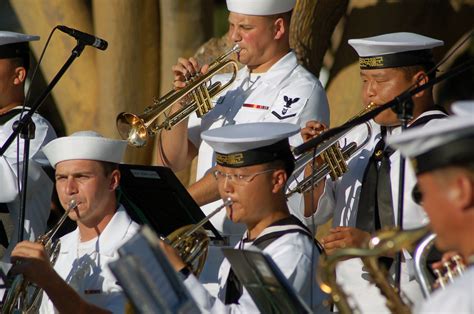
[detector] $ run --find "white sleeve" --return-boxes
[302,177,336,227]
[0,157,19,202]
[187,112,202,150]
[0,113,55,202]
[183,274,259,314]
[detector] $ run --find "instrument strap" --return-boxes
[224,215,322,304]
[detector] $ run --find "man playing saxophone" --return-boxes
[159,122,328,313]
[8,131,139,313]
[387,101,474,313]
[301,32,448,312]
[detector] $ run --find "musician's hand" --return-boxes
[431,251,464,271]
[172,57,210,89]
[321,227,370,255]
[158,240,187,272]
[301,121,328,142]
[10,241,56,288]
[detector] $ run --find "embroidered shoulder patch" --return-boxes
[271,95,300,120]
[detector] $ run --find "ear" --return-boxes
[412,71,429,99]
[453,174,473,212]
[109,169,121,191]
[273,17,286,40]
[271,169,287,193]
[13,66,27,86]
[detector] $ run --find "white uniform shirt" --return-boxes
[311,110,446,313]
[417,266,474,314]
[39,205,140,313]
[183,229,328,313]
[0,107,56,260]
[188,50,330,236]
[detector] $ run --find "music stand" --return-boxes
[221,248,312,314]
[118,164,222,240]
[108,225,199,314]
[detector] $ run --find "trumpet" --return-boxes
[286,102,377,197]
[116,45,241,147]
[2,199,78,314]
[166,197,233,276]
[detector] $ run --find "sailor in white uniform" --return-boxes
[157,0,330,291]
[301,32,448,313]
[9,131,139,313]
[159,122,329,313]
[0,31,56,261]
[387,101,474,313]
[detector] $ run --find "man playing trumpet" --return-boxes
[301,32,448,312]
[157,0,329,237]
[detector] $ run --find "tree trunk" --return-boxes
[92,0,160,165]
[290,0,349,77]
[154,0,213,185]
[11,0,98,134]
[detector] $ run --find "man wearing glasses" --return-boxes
[159,122,328,313]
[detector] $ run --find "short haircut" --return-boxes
[99,161,120,176]
[399,62,436,83]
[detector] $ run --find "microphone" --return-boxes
[58,25,108,51]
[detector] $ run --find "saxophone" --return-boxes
[317,226,430,314]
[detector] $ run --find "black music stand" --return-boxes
[118,164,222,240]
[109,225,198,314]
[221,248,313,314]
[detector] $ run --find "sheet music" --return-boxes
[110,225,197,314]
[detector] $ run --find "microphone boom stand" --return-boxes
[0,42,85,243]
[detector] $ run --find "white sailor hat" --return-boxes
[43,131,127,168]
[387,113,474,174]
[348,32,444,70]
[201,122,299,168]
[451,100,474,116]
[0,31,39,60]
[226,0,295,15]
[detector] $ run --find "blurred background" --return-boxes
[2,0,473,187]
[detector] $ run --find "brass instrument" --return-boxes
[2,199,78,314]
[166,197,233,276]
[413,232,465,298]
[286,102,377,197]
[317,226,430,314]
[116,45,241,147]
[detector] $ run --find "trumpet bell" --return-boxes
[116,44,240,147]
[116,112,149,147]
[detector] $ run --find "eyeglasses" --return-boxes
[212,169,275,185]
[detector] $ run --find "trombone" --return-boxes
[286,102,377,197]
[116,45,241,147]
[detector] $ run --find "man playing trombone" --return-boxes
[387,101,474,313]
[159,122,329,313]
[7,131,139,313]
[301,32,448,312]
